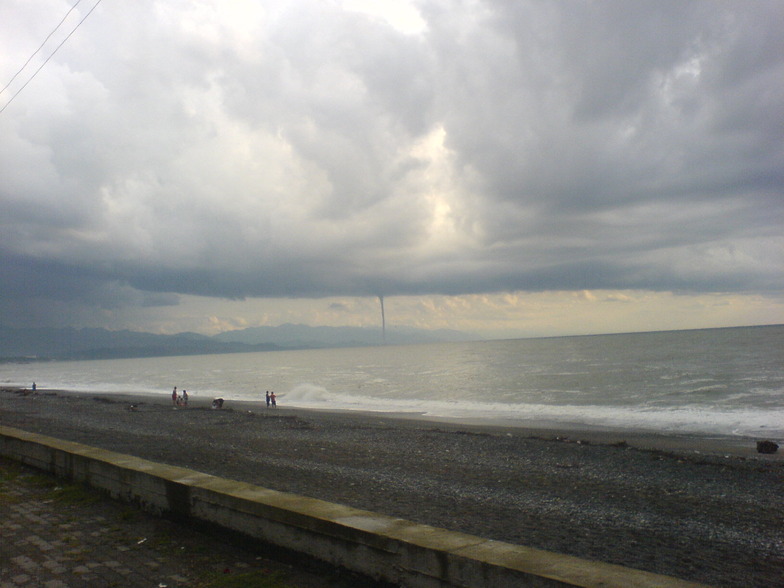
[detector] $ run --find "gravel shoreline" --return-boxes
[1,388,782,587]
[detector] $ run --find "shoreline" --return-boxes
[2,387,783,587]
[32,388,784,460]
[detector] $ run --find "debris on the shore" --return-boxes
[756,440,779,454]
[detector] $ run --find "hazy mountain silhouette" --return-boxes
[0,324,478,361]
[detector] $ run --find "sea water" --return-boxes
[2,325,782,438]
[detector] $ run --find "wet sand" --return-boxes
[1,388,782,587]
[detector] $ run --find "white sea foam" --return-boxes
[284,383,331,402]
[275,384,784,437]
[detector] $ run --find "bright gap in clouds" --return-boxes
[340,0,427,34]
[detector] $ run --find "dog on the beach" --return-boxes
[211,398,224,409]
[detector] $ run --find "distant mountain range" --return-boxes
[0,324,478,361]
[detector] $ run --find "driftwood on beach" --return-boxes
[1,388,782,588]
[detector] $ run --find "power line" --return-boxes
[0,0,85,96]
[0,0,104,116]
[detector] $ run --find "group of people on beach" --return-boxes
[169,386,277,409]
[265,390,277,408]
[171,386,188,407]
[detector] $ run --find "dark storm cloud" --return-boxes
[0,0,782,326]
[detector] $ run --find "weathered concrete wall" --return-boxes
[0,425,707,588]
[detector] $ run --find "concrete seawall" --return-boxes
[0,425,707,587]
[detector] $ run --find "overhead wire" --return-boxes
[0,0,104,116]
[0,0,84,96]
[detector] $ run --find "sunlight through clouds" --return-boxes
[340,0,427,34]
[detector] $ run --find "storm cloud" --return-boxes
[1,0,782,329]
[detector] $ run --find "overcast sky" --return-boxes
[1,0,782,338]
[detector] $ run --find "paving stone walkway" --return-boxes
[0,458,365,587]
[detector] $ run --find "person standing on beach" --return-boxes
[172,387,177,406]
[182,389,188,406]
[265,391,270,408]
[270,392,276,407]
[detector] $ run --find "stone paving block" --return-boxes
[9,557,36,573]
[70,565,90,574]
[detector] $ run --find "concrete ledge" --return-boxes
[0,425,707,587]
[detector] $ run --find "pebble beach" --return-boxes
[1,387,782,587]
